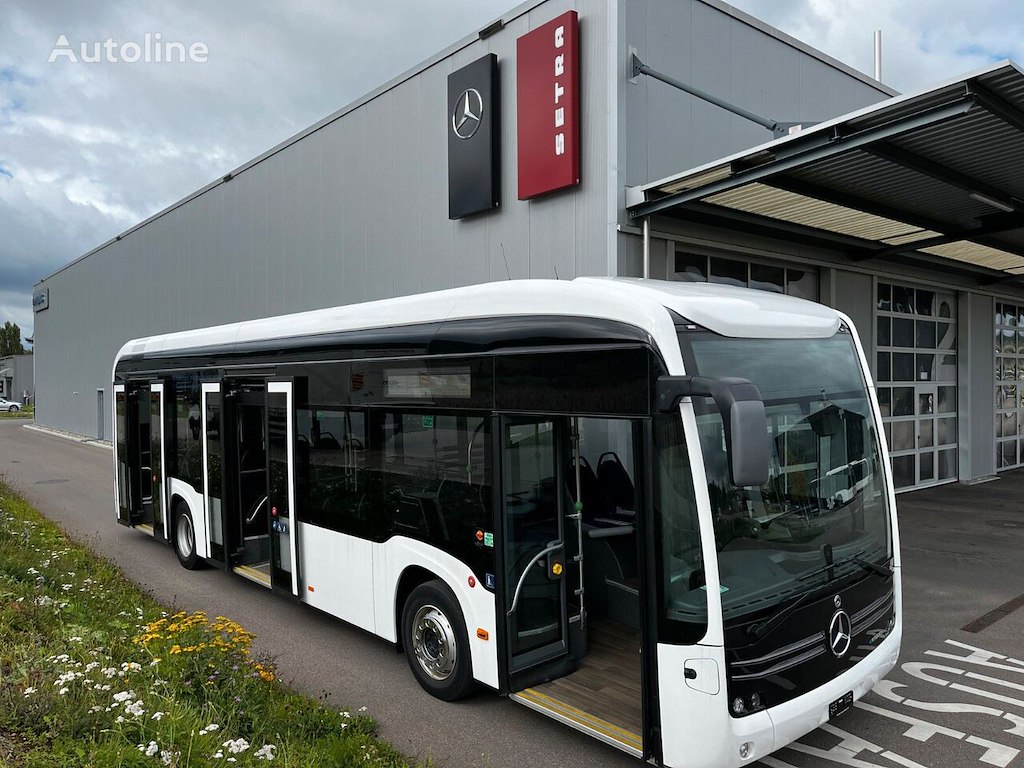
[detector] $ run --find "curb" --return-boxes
[22,423,113,451]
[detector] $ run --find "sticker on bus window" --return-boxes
[483,532,494,548]
[485,573,495,590]
[422,415,435,428]
[700,585,729,593]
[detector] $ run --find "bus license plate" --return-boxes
[829,691,854,719]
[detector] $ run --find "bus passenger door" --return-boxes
[500,416,571,678]
[202,382,225,563]
[149,382,166,541]
[267,381,299,596]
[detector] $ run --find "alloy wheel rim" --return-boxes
[176,514,194,557]
[412,604,457,681]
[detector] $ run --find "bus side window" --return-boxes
[297,407,368,535]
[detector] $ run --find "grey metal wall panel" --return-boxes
[963,292,997,479]
[621,0,893,190]
[35,0,612,437]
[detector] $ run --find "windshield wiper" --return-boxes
[746,583,829,641]
[745,553,891,642]
[852,554,893,578]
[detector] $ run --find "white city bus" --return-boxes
[112,277,900,767]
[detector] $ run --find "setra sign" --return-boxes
[516,10,580,200]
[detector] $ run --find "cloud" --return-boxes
[0,0,512,343]
[1,0,1023,347]
[726,0,1024,93]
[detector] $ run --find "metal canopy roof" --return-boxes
[626,61,1024,285]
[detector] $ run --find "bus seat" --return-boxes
[597,452,635,512]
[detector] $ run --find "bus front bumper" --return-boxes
[657,623,901,768]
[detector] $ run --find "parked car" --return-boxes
[0,397,21,412]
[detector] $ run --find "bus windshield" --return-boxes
[682,330,892,622]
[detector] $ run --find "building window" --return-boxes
[674,250,818,301]
[994,303,1024,471]
[875,282,957,490]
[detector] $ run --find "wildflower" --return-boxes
[199,723,220,735]
[113,690,135,703]
[145,741,159,757]
[161,749,177,765]
[115,715,125,723]
[58,687,69,695]
[151,711,165,721]
[84,661,99,672]
[255,744,277,761]
[68,635,82,642]
[22,687,36,697]
[222,737,250,754]
[212,752,224,759]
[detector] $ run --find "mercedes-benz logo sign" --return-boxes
[829,610,853,658]
[452,88,483,140]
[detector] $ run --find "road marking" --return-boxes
[781,723,929,767]
[873,678,1024,737]
[926,641,1024,676]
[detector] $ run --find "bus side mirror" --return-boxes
[656,375,771,487]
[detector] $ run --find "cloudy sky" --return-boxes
[2,0,1023,346]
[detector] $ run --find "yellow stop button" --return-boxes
[552,562,563,576]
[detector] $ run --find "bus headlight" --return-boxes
[731,697,746,715]
[749,692,763,710]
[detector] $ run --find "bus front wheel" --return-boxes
[402,580,475,701]
[173,503,202,570]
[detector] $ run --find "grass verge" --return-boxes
[0,478,413,767]
[0,406,32,420]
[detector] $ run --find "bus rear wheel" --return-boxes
[173,503,202,570]
[402,580,475,701]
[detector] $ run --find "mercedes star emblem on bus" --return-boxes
[452,88,483,139]
[829,610,853,657]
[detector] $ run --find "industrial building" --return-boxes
[0,354,33,405]
[33,0,1024,492]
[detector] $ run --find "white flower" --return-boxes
[222,737,250,754]
[228,759,237,764]
[115,715,125,723]
[124,700,145,717]
[89,705,102,713]
[160,749,177,765]
[358,706,368,712]
[84,662,99,672]
[68,635,82,641]
[22,687,36,697]
[199,723,220,735]
[27,567,38,574]
[255,744,277,761]
[212,752,224,759]
[58,687,69,695]
[151,711,165,721]
[145,741,159,757]
[101,667,117,678]
[112,690,135,702]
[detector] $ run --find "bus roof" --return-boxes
[114,277,842,369]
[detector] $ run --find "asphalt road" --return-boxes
[4,419,1024,768]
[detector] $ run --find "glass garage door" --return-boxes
[995,303,1024,471]
[875,282,957,490]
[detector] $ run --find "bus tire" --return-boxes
[173,503,202,570]
[401,580,475,701]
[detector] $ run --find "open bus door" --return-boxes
[115,382,159,534]
[217,381,299,595]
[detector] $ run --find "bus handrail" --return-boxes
[507,541,562,616]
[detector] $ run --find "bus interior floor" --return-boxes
[523,619,643,742]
